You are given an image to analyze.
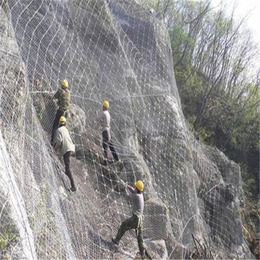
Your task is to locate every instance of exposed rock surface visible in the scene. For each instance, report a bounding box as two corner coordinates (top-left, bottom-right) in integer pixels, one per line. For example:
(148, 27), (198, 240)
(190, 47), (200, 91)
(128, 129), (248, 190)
(0, 0), (254, 259)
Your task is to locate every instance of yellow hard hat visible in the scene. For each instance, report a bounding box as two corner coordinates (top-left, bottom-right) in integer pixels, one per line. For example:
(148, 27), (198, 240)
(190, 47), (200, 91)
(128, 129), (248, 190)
(61, 79), (68, 88)
(59, 116), (66, 124)
(103, 100), (109, 109)
(135, 180), (144, 192)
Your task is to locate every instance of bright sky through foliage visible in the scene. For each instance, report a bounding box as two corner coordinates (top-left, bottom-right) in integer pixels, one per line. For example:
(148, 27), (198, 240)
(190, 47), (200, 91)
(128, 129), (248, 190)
(210, 0), (260, 74)
(211, 0), (260, 44)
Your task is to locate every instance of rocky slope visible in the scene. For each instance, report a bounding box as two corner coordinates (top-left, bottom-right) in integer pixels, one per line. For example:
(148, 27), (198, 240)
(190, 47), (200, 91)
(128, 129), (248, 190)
(0, 0), (254, 259)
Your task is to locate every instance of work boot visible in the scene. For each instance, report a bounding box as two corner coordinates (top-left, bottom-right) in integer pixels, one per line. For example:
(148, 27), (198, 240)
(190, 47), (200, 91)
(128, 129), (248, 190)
(102, 159), (107, 166)
(70, 186), (76, 192)
(111, 237), (118, 245)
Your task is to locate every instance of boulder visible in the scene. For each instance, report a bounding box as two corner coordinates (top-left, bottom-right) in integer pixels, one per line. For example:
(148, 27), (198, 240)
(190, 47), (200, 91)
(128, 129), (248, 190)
(146, 239), (168, 259)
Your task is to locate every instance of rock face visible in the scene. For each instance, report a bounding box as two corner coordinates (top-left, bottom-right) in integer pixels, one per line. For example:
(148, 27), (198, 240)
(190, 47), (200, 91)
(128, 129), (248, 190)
(0, 0), (254, 259)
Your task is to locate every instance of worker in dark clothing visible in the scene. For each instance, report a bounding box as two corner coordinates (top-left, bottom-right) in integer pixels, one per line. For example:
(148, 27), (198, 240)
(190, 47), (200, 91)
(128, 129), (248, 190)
(53, 116), (76, 192)
(51, 79), (70, 145)
(96, 100), (120, 165)
(112, 180), (146, 259)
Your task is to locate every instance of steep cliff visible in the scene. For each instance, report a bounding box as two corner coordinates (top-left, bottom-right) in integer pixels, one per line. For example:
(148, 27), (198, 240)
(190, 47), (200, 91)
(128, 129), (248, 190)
(0, 0), (254, 259)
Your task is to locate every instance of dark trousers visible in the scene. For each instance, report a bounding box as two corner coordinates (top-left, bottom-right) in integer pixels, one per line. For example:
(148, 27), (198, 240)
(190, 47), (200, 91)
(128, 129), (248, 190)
(114, 214), (145, 258)
(102, 130), (119, 161)
(63, 151), (75, 189)
(51, 109), (67, 145)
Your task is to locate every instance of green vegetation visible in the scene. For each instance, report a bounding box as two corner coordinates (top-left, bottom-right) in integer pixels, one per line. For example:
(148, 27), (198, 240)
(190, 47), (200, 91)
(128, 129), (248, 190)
(241, 200), (260, 259)
(0, 224), (19, 260)
(168, 0), (259, 200)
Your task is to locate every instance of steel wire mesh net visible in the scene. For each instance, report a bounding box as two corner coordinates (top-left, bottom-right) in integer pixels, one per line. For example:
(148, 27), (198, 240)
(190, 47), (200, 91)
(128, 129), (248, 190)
(0, 0), (245, 259)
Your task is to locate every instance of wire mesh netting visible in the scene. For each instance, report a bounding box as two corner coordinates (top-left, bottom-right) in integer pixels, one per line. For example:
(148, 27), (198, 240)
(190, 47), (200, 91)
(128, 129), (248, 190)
(0, 0), (249, 259)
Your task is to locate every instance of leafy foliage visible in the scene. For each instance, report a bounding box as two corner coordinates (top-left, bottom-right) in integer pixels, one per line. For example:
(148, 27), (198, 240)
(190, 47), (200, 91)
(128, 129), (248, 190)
(165, 0), (259, 199)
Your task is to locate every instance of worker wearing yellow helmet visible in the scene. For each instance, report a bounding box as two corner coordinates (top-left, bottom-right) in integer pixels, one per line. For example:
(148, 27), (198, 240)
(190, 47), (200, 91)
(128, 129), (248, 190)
(53, 116), (76, 192)
(112, 180), (148, 259)
(51, 79), (71, 145)
(96, 100), (120, 165)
